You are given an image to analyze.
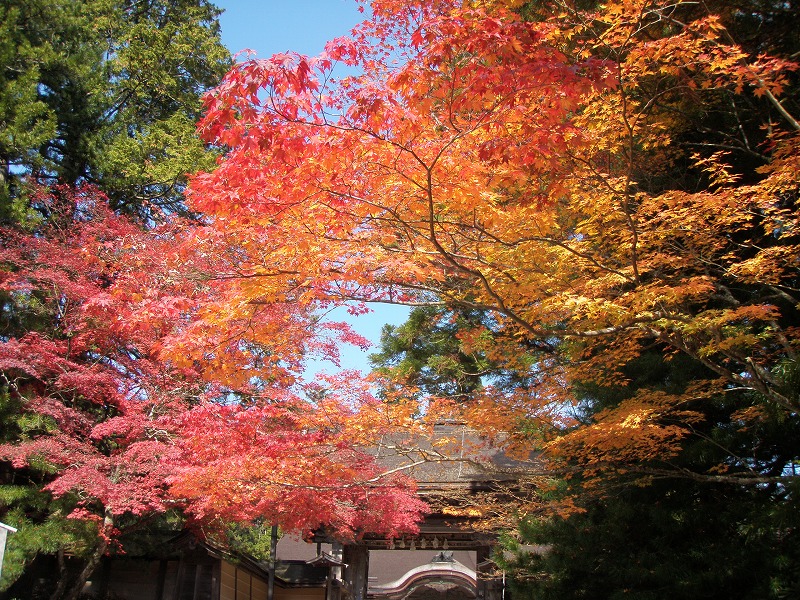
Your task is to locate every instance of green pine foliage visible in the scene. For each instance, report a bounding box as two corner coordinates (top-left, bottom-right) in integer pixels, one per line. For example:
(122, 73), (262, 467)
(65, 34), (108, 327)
(370, 305), (541, 401)
(0, 0), (231, 220)
(504, 479), (800, 600)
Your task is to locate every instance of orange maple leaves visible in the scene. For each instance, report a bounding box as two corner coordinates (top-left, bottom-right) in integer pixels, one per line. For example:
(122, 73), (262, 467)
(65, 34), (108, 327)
(45, 0), (788, 531)
(176, 0), (800, 490)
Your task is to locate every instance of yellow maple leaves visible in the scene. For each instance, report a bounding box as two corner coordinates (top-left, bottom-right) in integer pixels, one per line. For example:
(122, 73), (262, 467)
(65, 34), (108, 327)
(155, 0), (800, 500)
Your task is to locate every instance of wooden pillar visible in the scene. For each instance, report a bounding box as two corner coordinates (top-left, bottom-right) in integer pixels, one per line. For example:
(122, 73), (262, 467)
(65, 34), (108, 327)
(476, 546), (502, 600)
(328, 541), (343, 600)
(342, 544), (369, 600)
(268, 525), (278, 600)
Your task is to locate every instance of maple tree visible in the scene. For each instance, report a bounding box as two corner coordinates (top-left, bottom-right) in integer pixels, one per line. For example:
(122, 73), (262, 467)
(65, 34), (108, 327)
(170, 396), (427, 539)
(179, 0), (799, 485)
(0, 186), (196, 599)
(3, 0), (797, 595)
(1, 4), (428, 593)
(0, 185), (427, 598)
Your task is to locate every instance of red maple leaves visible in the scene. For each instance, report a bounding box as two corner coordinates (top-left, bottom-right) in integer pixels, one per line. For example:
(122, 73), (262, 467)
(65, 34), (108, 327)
(1, 185), (425, 544)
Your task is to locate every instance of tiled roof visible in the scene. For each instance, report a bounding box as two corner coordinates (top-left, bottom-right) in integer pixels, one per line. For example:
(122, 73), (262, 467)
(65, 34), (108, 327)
(372, 422), (538, 490)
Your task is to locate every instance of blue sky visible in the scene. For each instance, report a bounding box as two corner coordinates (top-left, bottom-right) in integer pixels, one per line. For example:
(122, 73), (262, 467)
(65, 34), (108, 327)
(215, 0), (366, 59)
(213, 0), (410, 373)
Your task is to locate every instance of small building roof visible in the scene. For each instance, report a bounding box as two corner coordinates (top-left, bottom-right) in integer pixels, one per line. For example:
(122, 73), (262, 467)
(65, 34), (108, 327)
(306, 551), (346, 568)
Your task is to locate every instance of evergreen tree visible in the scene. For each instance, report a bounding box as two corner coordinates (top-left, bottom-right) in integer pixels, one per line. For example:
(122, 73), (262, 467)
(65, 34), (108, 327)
(500, 352), (800, 599)
(370, 305), (546, 402)
(0, 0), (230, 219)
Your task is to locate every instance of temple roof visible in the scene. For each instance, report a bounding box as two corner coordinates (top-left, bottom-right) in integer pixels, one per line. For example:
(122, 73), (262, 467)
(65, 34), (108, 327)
(372, 422), (538, 492)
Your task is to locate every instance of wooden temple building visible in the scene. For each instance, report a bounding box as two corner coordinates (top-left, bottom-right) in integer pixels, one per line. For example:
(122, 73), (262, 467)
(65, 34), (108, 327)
(220, 421), (519, 600)
(5, 424), (526, 600)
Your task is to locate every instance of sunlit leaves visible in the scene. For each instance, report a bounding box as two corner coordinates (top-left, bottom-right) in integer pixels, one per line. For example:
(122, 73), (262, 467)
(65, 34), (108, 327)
(0, 184), (428, 549)
(181, 0), (800, 492)
(169, 399), (427, 539)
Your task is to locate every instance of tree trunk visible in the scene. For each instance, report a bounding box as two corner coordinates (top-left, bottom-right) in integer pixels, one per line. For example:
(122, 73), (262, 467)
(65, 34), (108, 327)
(50, 511), (113, 600)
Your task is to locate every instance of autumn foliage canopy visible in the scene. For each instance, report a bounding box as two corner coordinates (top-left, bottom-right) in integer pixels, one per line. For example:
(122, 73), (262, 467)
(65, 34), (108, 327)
(183, 0), (799, 486)
(0, 185), (426, 546)
(2, 0), (799, 576)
